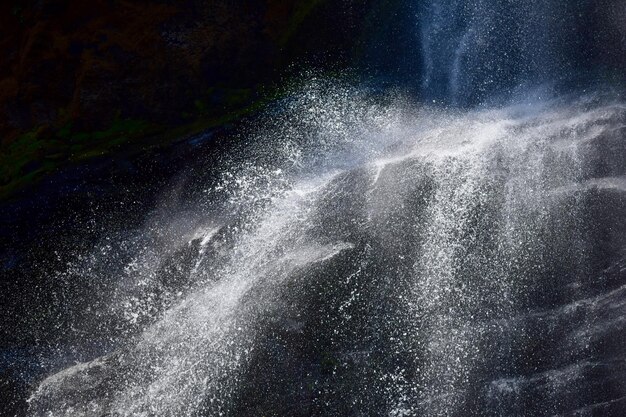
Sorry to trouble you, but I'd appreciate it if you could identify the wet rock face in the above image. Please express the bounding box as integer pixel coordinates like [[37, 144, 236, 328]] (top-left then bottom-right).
[[0, 0, 372, 133], [19, 88, 626, 417], [2, 0, 624, 198], [0, 0, 375, 196], [2, 2, 625, 414]]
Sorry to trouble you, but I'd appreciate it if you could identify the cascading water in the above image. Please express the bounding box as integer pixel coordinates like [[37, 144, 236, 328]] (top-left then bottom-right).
[[26, 2, 625, 416], [415, 0, 623, 105], [418, 0, 558, 104], [27, 84, 626, 416]]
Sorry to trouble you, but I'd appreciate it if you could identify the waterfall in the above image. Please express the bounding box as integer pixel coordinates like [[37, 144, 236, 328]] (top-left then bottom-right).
[[27, 81, 626, 415], [27, 1, 626, 416], [414, 0, 621, 105]]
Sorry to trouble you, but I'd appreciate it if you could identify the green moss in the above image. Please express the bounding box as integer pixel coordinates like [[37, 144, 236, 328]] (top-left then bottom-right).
[[223, 88, 252, 108], [56, 122, 73, 140], [0, 81, 291, 200], [0, 118, 157, 198], [196, 87, 254, 116], [0, 130, 55, 198], [194, 99, 208, 114], [91, 118, 149, 141], [1, 128, 46, 185], [163, 94, 269, 143]]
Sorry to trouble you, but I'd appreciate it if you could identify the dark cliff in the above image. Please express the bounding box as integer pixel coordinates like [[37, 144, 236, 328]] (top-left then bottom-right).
[[0, 0, 380, 199]]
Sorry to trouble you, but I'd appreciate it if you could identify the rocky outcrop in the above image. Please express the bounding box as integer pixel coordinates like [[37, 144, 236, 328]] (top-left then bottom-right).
[[0, 0, 375, 198]]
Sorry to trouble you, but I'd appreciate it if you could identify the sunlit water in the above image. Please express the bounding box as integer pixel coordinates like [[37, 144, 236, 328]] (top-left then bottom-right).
[[27, 81, 626, 416]]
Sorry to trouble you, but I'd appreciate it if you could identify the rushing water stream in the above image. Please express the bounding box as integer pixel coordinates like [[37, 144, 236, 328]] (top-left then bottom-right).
[[25, 1, 626, 416], [27, 85, 626, 416]]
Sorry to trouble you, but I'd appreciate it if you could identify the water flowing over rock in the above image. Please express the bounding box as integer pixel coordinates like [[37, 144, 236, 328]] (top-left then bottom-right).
[[27, 81, 626, 415], [414, 0, 625, 104], [13, 0, 626, 416]]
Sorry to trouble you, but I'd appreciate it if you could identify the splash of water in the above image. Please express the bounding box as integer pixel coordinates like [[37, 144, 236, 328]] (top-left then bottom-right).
[[27, 80, 626, 416]]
